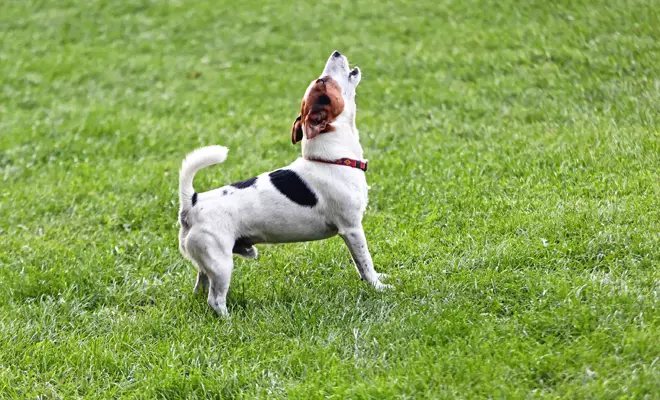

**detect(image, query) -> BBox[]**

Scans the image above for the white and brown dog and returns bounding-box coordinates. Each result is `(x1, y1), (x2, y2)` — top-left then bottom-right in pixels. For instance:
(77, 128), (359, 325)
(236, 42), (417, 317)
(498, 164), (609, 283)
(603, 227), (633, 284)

(178, 51), (391, 316)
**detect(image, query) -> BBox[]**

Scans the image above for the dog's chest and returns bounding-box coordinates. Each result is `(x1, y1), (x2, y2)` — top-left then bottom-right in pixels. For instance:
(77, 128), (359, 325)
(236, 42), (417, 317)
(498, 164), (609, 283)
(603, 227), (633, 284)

(302, 164), (369, 214)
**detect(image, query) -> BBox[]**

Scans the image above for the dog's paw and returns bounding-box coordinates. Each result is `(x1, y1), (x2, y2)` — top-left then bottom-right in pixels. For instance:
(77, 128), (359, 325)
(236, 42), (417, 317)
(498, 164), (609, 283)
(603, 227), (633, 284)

(213, 307), (229, 318)
(243, 246), (258, 259)
(208, 301), (229, 317)
(374, 281), (394, 291)
(235, 246), (258, 259)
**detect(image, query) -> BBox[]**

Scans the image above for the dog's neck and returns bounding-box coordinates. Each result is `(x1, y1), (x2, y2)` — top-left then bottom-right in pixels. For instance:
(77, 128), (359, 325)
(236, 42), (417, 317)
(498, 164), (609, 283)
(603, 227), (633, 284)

(301, 120), (364, 161)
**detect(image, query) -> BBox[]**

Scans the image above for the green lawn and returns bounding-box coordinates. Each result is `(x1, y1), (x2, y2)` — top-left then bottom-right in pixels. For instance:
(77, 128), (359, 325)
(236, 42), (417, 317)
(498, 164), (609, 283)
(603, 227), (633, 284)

(1, 0), (659, 398)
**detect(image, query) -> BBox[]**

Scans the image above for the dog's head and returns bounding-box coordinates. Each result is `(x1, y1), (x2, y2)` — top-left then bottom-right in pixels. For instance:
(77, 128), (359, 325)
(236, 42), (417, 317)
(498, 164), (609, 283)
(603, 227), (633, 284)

(292, 51), (362, 144)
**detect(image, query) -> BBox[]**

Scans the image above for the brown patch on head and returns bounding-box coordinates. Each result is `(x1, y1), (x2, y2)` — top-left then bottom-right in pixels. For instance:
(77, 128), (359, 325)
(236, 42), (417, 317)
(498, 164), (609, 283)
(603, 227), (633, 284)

(291, 76), (344, 144)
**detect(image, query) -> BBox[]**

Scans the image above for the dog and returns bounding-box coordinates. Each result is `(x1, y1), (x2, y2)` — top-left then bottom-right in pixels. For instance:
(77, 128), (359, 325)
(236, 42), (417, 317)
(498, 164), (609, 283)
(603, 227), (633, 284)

(178, 51), (392, 316)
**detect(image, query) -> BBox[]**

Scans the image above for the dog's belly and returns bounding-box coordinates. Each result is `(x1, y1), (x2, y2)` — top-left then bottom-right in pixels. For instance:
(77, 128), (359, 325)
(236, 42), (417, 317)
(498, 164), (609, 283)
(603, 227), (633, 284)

(243, 215), (338, 244)
(238, 211), (337, 243)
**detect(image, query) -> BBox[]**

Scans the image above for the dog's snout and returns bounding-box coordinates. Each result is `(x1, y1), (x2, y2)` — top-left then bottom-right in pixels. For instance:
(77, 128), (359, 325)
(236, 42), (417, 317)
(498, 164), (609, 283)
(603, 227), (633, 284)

(332, 50), (342, 58)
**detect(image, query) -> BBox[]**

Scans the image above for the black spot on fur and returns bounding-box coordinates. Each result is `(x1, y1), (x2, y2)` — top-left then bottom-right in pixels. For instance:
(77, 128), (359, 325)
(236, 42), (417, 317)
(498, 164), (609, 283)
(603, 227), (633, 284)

(191, 192), (198, 206)
(269, 169), (318, 207)
(222, 189), (228, 195)
(230, 177), (257, 189)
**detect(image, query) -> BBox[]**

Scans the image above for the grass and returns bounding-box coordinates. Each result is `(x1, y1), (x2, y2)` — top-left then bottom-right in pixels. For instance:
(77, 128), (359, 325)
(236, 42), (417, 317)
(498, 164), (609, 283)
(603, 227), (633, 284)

(1, 0), (659, 398)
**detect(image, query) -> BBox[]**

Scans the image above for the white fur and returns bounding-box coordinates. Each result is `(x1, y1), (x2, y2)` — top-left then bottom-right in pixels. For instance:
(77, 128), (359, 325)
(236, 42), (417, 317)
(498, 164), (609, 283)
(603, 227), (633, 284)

(177, 52), (391, 316)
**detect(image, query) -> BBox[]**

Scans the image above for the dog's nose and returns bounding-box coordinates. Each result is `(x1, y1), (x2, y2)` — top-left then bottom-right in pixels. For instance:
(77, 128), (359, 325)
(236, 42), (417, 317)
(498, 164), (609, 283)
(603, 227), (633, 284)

(332, 50), (341, 58)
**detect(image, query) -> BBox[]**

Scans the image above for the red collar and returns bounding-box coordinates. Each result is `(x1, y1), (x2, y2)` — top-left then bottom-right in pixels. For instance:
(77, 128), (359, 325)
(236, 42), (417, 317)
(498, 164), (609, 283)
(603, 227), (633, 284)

(305, 157), (368, 172)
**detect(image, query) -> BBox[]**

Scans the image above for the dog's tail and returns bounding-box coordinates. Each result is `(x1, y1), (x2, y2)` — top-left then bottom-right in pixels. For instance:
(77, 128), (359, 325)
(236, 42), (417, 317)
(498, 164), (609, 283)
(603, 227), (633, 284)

(179, 145), (229, 210)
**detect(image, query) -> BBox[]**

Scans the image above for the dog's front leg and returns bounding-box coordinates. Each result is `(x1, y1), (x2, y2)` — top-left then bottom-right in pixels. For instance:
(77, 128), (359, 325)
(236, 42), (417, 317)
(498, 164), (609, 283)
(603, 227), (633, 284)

(193, 269), (209, 294)
(340, 227), (392, 290)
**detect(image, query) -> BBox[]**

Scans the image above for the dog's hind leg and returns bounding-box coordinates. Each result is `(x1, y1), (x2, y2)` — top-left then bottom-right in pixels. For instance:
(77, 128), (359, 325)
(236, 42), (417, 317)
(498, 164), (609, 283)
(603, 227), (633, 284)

(188, 233), (235, 316)
(194, 245), (234, 316)
(205, 251), (234, 316)
(232, 238), (258, 259)
(193, 268), (209, 294)
(233, 245), (258, 259)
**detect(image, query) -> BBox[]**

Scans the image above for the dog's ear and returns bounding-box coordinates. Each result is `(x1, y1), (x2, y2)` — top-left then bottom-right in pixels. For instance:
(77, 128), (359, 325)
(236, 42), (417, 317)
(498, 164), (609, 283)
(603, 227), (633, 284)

(291, 101), (329, 143)
(291, 114), (303, 144)
(303, 108), (329, 141)
(303, 92), (332, 141)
